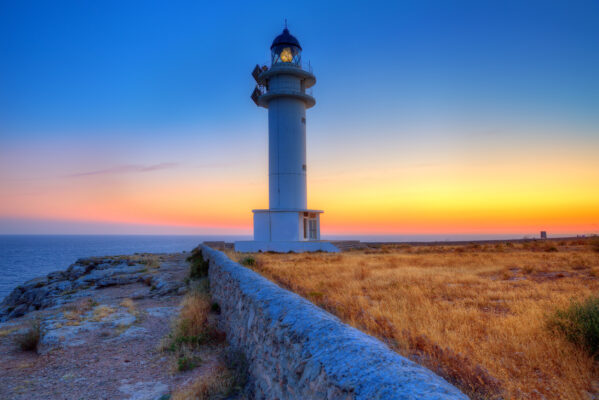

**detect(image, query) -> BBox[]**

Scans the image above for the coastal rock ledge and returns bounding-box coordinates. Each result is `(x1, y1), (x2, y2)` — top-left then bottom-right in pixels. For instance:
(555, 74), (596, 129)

(0, 255), (185, 322)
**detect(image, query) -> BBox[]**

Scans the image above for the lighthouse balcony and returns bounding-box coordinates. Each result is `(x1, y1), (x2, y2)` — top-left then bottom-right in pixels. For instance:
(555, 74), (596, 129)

(257, 90), (315, 109)
(257, 64), (316, 88)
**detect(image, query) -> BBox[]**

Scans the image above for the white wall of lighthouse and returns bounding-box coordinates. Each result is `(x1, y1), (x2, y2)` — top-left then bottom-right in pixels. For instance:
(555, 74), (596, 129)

(268, 95), (307, 210)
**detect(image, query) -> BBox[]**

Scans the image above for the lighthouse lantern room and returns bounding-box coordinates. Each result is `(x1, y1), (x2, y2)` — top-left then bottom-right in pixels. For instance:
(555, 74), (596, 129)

(235, 27), (338, 253)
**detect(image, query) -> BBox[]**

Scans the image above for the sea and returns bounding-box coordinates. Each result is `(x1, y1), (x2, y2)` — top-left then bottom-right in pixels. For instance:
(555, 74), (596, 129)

(0, 235), (249, 301)
(0, 232), (549, 302)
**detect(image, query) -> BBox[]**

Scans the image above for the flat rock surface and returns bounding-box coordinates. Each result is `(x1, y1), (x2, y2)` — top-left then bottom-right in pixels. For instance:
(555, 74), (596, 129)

(0, 252), (216, 400)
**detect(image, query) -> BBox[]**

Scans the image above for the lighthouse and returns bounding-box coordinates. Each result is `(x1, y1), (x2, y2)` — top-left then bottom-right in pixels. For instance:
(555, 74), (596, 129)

(235, 27), (338, 253)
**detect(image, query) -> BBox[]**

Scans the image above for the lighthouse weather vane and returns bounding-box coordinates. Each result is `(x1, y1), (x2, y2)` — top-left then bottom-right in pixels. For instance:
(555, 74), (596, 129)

(235, 26), (338, 253)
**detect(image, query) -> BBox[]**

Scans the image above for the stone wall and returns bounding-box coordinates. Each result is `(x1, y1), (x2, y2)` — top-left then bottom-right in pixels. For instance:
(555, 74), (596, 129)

(202, 244), (468, 400)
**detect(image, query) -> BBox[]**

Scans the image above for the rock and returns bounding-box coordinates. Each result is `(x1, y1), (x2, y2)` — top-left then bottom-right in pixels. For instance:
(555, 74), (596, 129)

(118, 381), (169, 400)
(96, 275), (143, 288)
(22, 276), (49, 290)
(146, 307), (178, 319)
(112, 326), (149, 341)
(130, 289), (150, 300)
(46, 270), (66, 282)
(65, 264), (88, 281)
(74, 268), (118, 286)
(7, 303), (29, 319)
(38, 320), (101, 354)
(20, 286), (50, 309)
(45, 280), (73, 294)
(113, 264), (148, 275)
(107, 312), (136, 328)
(1, 286), (24, 307)
(150, 276), (184, 297)
(94, 262), (115, 270)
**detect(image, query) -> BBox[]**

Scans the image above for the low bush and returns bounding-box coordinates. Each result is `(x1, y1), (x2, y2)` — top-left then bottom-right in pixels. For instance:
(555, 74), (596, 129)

(15, 320), (41, 352)
(548, 296), (599, 357)
(239, 255), (256, 266)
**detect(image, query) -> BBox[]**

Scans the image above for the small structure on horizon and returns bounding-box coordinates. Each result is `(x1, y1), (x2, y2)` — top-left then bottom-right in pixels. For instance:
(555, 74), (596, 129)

(235, 27), (338, 253)
(540, 231), (547, 239)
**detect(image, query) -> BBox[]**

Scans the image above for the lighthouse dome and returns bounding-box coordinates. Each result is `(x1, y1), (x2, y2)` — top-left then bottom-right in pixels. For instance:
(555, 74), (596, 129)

(270, 28), (302, 50)
(271, 28), (302, 65)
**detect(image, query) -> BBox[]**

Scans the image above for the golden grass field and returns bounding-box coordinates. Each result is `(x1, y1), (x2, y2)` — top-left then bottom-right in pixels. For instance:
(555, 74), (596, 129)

(230, 238), (599, 400)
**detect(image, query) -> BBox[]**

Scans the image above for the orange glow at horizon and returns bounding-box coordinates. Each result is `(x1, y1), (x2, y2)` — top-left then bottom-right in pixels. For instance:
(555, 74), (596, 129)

(2, 145), (598, 236)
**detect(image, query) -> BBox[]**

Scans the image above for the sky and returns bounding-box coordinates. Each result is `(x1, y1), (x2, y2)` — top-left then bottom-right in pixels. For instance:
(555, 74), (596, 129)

(0, 0), (598, 237)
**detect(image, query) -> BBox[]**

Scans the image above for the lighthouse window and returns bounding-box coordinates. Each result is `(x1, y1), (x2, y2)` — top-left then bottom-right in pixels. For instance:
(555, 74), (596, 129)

(302, 164), (306, 171)
(301, 117), (306, 124)
(280, 47), (293, 62)
(271, 44), (301, 65)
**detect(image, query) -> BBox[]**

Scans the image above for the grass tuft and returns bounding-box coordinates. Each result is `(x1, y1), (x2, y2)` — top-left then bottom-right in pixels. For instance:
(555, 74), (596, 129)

(15, 319), (41, 352)
(171, 363), (234, 400)
(91, 305), (116, 322)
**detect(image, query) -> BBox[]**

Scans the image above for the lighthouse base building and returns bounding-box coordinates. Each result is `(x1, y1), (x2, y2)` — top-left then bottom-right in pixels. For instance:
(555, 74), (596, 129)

(234, 27), (338, 253)
(235, 209), (338, 253)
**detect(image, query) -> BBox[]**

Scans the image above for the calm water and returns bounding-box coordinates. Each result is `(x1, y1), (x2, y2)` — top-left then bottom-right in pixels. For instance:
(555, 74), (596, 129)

(0, 235), (249, 301)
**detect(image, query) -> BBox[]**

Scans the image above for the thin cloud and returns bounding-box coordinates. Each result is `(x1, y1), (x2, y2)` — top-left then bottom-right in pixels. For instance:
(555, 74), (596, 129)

(66, 162), (178, 178)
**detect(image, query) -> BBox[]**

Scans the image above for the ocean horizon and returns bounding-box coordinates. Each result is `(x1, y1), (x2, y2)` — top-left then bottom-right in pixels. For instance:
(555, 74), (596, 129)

(0, 232), (582, 301)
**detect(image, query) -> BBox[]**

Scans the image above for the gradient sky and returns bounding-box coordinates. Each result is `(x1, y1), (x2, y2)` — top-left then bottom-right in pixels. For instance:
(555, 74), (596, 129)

(1, 0), (598, 236)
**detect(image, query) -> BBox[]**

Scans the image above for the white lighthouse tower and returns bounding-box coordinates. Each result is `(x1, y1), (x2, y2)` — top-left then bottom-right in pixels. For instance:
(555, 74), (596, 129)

(235, 27), (338, 253)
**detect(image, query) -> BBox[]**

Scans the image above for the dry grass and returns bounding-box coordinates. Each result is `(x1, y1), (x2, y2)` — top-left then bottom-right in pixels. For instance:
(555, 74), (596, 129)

(90, 305), (116, 322)
(176, 292), (211, 340)
(162, 285), (225, 373)
(171, 362), (234, 400)
(138, 254), (162, 269)
(165, 270), (245, 398)
(63, 297), (97, 325)
(242, 239), (599, 400)
(119, 298), (141, 321)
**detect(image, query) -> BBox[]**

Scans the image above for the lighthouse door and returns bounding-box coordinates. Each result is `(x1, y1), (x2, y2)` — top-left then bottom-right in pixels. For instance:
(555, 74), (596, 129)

(308, 219), (318, 239)
(303, 215), (318, 240)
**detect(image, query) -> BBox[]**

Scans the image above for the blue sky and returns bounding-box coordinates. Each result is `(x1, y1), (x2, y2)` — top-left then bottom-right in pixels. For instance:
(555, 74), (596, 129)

(1, 0), (598, 235)
(2, 0), (597, 137)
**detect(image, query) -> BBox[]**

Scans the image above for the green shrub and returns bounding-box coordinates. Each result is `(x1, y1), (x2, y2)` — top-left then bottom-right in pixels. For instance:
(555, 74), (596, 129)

(545, 246), (558, 253)
(186, 248), (209, 279)
(178, 356), (200, 371)
(548, 296), (599, 357)
(239, 256), (256, 266)
(15, 320), (41, 352)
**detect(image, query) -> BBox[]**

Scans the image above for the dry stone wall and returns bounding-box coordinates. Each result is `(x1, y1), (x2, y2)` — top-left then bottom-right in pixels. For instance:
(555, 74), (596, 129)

(202, 245), (468, 400)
